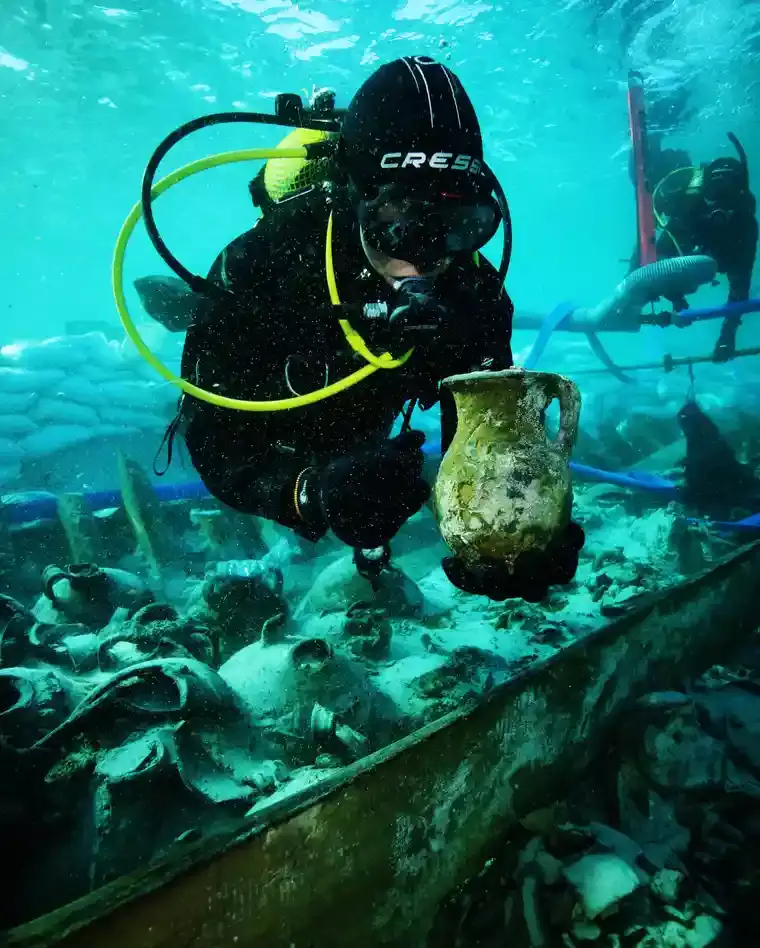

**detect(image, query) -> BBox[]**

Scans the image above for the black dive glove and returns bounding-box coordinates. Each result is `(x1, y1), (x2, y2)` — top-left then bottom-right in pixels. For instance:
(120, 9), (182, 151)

(299, 430), (431, 549)
(442, 521), (585, 603)
(712, 314), (741, 363)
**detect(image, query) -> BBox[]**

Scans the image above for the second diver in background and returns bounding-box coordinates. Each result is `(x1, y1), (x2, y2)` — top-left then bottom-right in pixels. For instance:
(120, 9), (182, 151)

(635, 132), (758, 362)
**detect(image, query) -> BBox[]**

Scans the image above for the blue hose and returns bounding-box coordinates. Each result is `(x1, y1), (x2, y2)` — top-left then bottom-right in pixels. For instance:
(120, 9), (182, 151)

(569, 462), (678, 496)
(522, 301), (576, 369)
(1, 480), (210, 525)
(686, 512), (760, 533)
(675, 296), (760, 324)
(1, 450), (682, 527)
(11, 458), (758, 532)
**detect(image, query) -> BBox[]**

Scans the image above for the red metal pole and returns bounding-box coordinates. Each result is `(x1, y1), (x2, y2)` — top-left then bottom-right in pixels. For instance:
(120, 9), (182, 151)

(627, 71), (658, 266)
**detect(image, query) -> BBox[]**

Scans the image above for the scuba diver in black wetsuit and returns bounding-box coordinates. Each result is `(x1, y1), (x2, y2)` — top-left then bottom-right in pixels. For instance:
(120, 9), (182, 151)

(136, 57), (584, 603)
(645, 133), (758, 362)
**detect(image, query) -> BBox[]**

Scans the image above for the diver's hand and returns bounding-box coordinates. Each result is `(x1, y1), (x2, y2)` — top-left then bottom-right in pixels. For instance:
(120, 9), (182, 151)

(441, 522), (585, 603)
(712, 316), (740, 363)
(712, 340), (736, 363)
(667, 295), (690, 312)
(303, 431), (431, 549)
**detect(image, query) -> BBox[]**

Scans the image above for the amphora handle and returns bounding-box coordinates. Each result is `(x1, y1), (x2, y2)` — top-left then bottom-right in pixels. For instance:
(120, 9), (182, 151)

(540, 374), (581, 456)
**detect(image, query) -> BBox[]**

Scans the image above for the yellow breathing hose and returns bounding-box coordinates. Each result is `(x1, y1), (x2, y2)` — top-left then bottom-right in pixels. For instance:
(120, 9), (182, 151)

(111, 146), (412, 412)
(651, 165), (700, 258)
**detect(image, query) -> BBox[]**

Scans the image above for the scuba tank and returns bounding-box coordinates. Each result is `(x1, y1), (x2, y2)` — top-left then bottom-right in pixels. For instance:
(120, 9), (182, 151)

(249, 89), (342, 215)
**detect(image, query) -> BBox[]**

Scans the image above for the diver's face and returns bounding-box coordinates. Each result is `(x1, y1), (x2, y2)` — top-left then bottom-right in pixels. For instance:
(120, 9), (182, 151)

(359, 227), (452, 282)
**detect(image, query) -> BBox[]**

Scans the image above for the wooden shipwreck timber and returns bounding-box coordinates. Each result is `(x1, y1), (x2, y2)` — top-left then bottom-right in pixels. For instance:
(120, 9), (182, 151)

(3, 539), (759, 948)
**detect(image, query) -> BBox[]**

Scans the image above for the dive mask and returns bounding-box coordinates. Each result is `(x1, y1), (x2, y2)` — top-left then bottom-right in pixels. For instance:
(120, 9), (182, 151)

(356, 181), (501, 266)
(703, 158), (747, 206)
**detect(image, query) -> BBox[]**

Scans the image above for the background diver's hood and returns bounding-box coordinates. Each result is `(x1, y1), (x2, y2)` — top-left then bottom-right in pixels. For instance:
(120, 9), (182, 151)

(703, 157), (750, 204)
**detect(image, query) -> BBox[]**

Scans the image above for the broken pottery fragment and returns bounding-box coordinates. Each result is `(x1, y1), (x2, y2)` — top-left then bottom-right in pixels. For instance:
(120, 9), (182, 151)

(563, 852), (643, 919)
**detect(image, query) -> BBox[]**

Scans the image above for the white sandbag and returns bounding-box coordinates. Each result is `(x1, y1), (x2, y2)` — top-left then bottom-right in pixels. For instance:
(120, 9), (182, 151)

(95, 379), (162, 410)
(155, 339), (184, 375)
(120, 322), (169, 361)
(31, 398), (100, 428)
(132, 382), (177, 414)
(22, 425), (93, 458)
(0, 416), (37, 438)
(91, 424), (141, 440)
(95, 339), (130, 370)
(143, 380), (177, 401)
(80, 363), (120, 383)
(131, 357), (177, 383)
(98, 406), (169, 429)
(72, 332), (123, 360)
(67, 337), (125, 373)
(0, 366), (65, 394)
(0, 438), (23, 463)
(5, 337), (86, 370)
(50, 376), (102, 405)
(0, 392), (36, 414)
(0, 462), (21, 486)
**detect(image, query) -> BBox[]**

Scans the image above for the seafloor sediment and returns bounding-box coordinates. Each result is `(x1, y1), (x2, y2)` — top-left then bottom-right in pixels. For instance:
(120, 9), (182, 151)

(0, 468), (749, 931)
(2, 331), (760, 938)
(431, 632), (760, 947)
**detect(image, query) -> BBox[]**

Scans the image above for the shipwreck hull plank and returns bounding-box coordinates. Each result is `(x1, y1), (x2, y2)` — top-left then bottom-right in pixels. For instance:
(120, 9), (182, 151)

(6, 541), (760, 948)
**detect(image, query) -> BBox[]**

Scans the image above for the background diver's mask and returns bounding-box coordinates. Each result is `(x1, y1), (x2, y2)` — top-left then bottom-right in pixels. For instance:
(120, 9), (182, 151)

(702, 158), (749, 209)
(355, 180), (501, 272)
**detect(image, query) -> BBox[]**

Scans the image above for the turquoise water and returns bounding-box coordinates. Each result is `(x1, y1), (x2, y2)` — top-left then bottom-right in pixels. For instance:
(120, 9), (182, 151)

(1, 1), (760, 938)
(1, 0), (758, 492)
(3, 0), (758, 343)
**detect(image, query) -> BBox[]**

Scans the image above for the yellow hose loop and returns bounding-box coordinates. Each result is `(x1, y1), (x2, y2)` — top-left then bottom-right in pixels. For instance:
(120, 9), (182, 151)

(325, 212), (413, 369)
(113, 147), (386, 411)
(651, 165), (697, 258)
